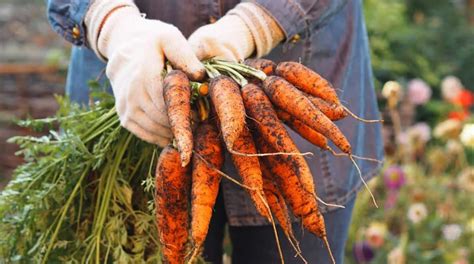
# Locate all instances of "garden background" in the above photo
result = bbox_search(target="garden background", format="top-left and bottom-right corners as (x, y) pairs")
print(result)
(0, 0), (473, 263)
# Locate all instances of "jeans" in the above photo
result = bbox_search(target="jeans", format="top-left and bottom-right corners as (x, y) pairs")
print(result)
(203, 189), (357, 264)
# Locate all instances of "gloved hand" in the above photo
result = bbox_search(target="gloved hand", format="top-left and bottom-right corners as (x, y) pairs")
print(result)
(188, 3), (285, 62)
(85, 0), (205, 146)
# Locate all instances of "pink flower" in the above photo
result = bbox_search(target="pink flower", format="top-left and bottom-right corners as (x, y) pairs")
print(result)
(407, 79), (432, 105)
(384, 165), (406, 190)
(409, 122), (431, 143)
(385, 190), (399, 210)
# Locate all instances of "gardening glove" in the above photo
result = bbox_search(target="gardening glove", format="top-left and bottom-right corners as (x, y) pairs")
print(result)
(85, 0), (205, 146)
(188, 2), (285, 62)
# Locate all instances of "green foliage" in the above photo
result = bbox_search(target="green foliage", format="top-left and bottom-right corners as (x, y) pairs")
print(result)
(365, 0), (474, 92)
(0, 97), (162, 263)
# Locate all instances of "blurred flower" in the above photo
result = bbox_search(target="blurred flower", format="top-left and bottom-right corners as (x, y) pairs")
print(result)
(387, 247), (405, 264)
(446, 140), (463, 154)
(427, 147), (450, 174)
(411, 189), (427, 202)
(457, 167), (474, 192)
(353, 241), (374, 263)
(365, 222), (387, 248)
(433, 119), (462, 139)
(408, 122), (431, 143)
(382, 81), (403, 99)
(453, 258), (469, 264)
(383, 165), (406, 190)
(382, 81), (403, 108)
(407, 203), (428, 224)
(453, 89), (474, 108)
(460, 124), (474, 148)
(466, 218), (474, 233)
(396, 131), (409, 146)
(441, 76), (463, 102)
(385, 190), (399, 210)
(223, 254), (231, 264)
(407, 79), (431, 105)
(448, 110), (469, 121)
(442, 224), (462, 241)
(437, 201), (454, 220)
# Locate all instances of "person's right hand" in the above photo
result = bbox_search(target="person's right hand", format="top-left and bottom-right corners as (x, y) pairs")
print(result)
(85, 1), (205, 146)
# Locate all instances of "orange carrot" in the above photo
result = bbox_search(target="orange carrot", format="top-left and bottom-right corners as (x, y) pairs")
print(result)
(244, 58), (277, 75)
(155, 145), (191, 264)
(263, 76), (351, 154)
(255, 137), (326, 238)
(209, 75), (246, 151)
(276, 61), (340, 105)
(241, 83), (316, 195)
(256, 137), (335, 263)
(307, 95), (348, 121)
(260, 162), (299, 248)
(163, 70), (193, 167)
(275, 109), (328, 150)
(190, 122), (224, 253)
(230, 127), (271, 221)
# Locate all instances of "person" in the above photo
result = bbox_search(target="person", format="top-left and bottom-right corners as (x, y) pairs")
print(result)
(47, 0), (383, 263)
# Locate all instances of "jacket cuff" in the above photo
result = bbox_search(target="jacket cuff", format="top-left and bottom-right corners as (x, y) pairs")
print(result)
(46, 0), (93, 46)
(228, 3), (284, 58)
(84, 0), (138, 61)
(248, 0), (308, 44)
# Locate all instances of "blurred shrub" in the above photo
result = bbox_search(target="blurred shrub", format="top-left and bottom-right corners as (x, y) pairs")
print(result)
(365, 0), (474, 93)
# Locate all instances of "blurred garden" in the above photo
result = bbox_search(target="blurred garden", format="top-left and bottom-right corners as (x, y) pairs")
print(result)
(0, 0), (473, 263)
(346, 1), (474, 263)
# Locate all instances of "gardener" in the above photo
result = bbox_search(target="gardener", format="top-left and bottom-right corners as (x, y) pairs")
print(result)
(47, 0), (383, 263)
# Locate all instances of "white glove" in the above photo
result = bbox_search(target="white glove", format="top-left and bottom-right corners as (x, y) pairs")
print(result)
(85, 0), (205, 146)
(188, 3), (285, 62)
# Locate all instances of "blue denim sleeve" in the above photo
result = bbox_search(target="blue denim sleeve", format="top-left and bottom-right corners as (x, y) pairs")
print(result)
(250, 0), (348, 42)
(46, 0), (91, 46)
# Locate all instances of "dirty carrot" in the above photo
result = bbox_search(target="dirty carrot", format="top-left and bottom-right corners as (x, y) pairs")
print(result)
(244, 58), (277, 75)
(163, 70), (193, 167)
(155, 145), (191, 264)
(189, 121), (224, 261)
(260, 162), (305, 261)
(209, 75), (246, 151)
(275, 61), (340, 105)
(230, 127), (271, 221)
(275, 109), (328, 149)
(241, 83), (316, 195)
(256, 137), (335, 264)
(307, 95), (348, 121)
(263, 76), (351, 154)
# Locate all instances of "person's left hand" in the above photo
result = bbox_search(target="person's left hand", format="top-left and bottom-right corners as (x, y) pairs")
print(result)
(188, 3), (284, 62)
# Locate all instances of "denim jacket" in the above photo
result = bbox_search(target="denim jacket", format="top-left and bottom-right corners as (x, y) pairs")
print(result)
(47, 0), (384, 226)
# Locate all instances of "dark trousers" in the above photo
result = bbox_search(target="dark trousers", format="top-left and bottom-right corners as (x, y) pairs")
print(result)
(202, 191), (357, 264)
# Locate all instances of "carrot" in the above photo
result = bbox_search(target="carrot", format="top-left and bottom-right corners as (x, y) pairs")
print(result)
(209, 75), (246, 151)
(241, 83), (316, 196)
(155, 145), (191, 264)
(190, 121), (224, 259)
(163, 70), (193, 167)
(275, 109), (328, 150)
(256, 137), (335, 264)
(307, 95), (348, 121)
(263, 76), (351, 154)
(230, 127), (271, 221)
(244, 58), (277, 75)
(276, 61), (340, 105)
(260, 162), (301, 254)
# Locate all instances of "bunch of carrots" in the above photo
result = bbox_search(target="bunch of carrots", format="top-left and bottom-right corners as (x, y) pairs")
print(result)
(155, 59), (382, 264)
